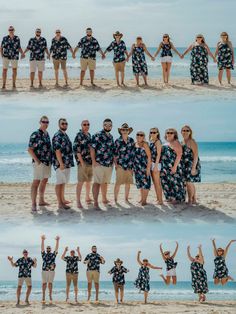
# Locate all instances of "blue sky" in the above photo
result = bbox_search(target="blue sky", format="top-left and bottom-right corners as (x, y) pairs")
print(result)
(0, 0), (235, 47)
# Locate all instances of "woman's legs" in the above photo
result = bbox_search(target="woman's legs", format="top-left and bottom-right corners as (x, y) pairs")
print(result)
(120, 286), (124, 303)
(214, 278), (220, 285)
(114, 183), (120, 203)
(186, 182), (195, 204)
(166, 62), (172, 83)
(161, 62), (168, 83)
(151, 171), (163, 204)
(141, 189), (149, 206)
(135, 74), (140, 86)
(218, 69), (223, 84)
(144, 291), (148, 304)
(160, 274), (171, 285)
(115, 67), (120, 86)
(226, 69), (231, 84)
(125, 184), (130, 202)
(142, 74), (148, 85)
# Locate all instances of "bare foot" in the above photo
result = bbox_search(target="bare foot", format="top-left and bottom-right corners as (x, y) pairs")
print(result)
(38, 201), (50, 206)
(86, 198), (93, 204)
(94, 203), (101, 210)
(77, 202), (84, 209)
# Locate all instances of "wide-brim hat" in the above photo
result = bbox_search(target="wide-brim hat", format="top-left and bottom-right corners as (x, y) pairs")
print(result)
(114, 258), (123, 265)
(118, 123), (133, 135)
(113, 31), (123, 39)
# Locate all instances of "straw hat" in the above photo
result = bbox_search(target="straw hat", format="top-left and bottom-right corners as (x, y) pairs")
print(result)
(118, 123), (133, 135)
(114, 258), (123, 265)
(113, 31), (123, 39)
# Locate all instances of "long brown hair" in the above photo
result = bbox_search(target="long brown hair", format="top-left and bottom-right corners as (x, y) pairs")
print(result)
(181, 125), (193, 140)
(149, 127), (160, 141)
(164, 128), (178, 141)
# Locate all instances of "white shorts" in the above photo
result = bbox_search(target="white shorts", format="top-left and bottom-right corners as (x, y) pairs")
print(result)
(166, 268), (176, 277)
(30, 60), (45, 72)
(56, 168), (70, 185)
(33, 163), (51, 180)
(2, 57), (18, 69)
(161, 56), (172, 63)
(42, 271), (55, 284)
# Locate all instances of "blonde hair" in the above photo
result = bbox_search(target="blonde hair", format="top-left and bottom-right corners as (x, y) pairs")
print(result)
(164, 128), (178, 141)
(40, 115), (49, 122)
(220, 31), (229, 42)
(181, 125), (193, 139)
(149, 127), (160, 141)
(196, 34), (205, 44)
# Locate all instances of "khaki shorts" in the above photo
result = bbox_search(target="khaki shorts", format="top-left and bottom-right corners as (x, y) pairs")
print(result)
(113, 61), (125, 72)
(86, 270), (100, 284)
(18, 277), (32, 286)
(93, 165), (113, 184)
(66, 273), (78, 286)
(56, 168), (70, 185)
(77, 163), (93, 182)
(80, 58), (96, 71)
(30, 60), (45, 72)
(116, 167), (133, 185)
(53, 59), (67, 70)
(2, 57), (18, 69)
(33, 163), (51, 181)
(42, 270), (55, 284)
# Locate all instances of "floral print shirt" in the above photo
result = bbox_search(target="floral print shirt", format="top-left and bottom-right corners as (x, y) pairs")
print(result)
(105, 40), (127, 62)
(27, 37), (47, 61)
(84, 253), (104, 272)
(63, 256), (81, 274)
(91, 130), (115, 167)
(41, 251), (57, 271)
(28, 129), (52, 166)
(77, 36), (101, 59)
(52, 130), (74, 170)
(109, 266), (128, 285)
(114, 136), (134, 170)
(73, 130), (92, 165)
(1, 35), (21, 60)
(50, 36), (71, 60)
(15, 257), (35, 278)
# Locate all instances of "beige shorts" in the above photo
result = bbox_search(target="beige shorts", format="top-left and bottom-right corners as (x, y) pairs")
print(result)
(2, 57), (18, 69)
(33, 163), (51, 181)
(30, 60), (45, 72)
(113, 61), (125, 72)
(77, 163), (93, 182)
(53, 59), (66, 70)
(86, 270), (100, 284)
(116, 166), (133, 185)
(93, 165), (113, 184)
(18, 277), (32, 286)
(80, 58), (96, 71)
(56, 168), (70, 185)
(42, 270), (55, 284)
(66, 273), (78, 286)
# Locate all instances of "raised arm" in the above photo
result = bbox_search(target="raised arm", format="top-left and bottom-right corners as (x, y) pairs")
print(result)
(137, 251), (143, 266)
(187, 245), (194, 262)
(171, 241), (179, 259)
(41, 235), (46, 252)
(159, 243), (166, 260)
(211, 238), (218, 257)
(100, 255), (105, 264)
(61, 246), (68, 260)
(33, 258), (37, 268)
(153, 43), (162, 58)
(55, 236), (60, 253)
(224, 240), (236, 258)
(7, 256), (16, 267)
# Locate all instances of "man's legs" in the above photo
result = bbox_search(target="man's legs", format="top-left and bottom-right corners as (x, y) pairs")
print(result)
(25, 285), (32, 303)
(101, 183), (109, 203)
(30, 72), (35, 87)
(89, 70), (95, 85)
(55, 184), (64, 208)
(62, 69), (68, 85)
(16, 285), (22, 304)
(94, 282), (99, 301)
(12, 68), (17, 88)
(48, 283), (53, 301)
(38, 71), (43, 86)
(114, 183), (120, 203)
(76, 181), (84, 208)
(80, 70), (86, 86)
(92, 183), (100, 208)
(39, 178), (49, 205)
(54, 69), (59, 85)
(85, 181), (92, 202)
(31, 179), (40, 209)
(87, 282), (92, 301)
(42, 282), (47, 302)
(2, 68), (7, 88)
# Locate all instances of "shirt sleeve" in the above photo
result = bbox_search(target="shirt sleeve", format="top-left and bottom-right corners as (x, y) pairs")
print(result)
(77, 39), (82, 48)
(114, 140), (119, 157)
(73, 134), (81, 154)
(49, 39), (53, 53)
(63, 256), (68, 262)
(41, 251), (46, 258)
(84, 254), (89, 262)
(90, 134), (97, 150)
(106, 42), (114, 52)
(53, 134), (62, 151)
(95, 39), (101, 51)
(122, 267), (128, 273)
(15, 259), (20, 267)
(28, 132), (37, 148)
(27, 39), (32, 50)
(66, 39), (71, 49)
(44, 38), (47, 50)
(17, 37), (21, 49)
(109, 266), (115, 274)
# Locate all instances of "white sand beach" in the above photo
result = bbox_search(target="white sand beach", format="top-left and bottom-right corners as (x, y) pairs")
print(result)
(0, 183), (235, 225)
(0, 300), (235, 314)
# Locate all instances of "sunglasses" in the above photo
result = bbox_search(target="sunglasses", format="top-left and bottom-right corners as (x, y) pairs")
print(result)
(41, 121), (49, 124)
(61, 122), (68, 126)
(163, 36), (168, 38)
(46, 247), (51, 250)
(166, 132), (174, 135)
(104, 124), (112, 127)
(23, 251), (28, 254)
(137, 134), (144, 137)
(150, 131), (158, 134)
(182, 130), (190, 133)
(121, 128), (129, 131)
(56, 31), (61, 34)
(197, 37), (203, 39)
(83, 123), (90, 126)
(9, 29), (14, 32)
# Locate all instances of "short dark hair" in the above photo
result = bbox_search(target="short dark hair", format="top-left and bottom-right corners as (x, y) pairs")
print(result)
(86, 27), (92, 31)
(58, 118), (67, 125)
(103, 118), (112, 124)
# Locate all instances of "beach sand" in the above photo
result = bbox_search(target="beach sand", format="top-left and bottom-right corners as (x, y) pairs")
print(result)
(0, 183), (235, 225)
(0, 300), (235, 314)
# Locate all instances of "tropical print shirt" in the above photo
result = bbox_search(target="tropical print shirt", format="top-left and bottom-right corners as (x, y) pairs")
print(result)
(52, 130), (74, 170)
(109, 266), (128, 285)
(63, 256), (81, 274)
(91, 130), (115, 167)
(106, 40), (127, 62)
(1, 35), (21, 60)
(77, 36), (101, 59)
(27, 37), (47, 61)
(41, 251), (57, 271)
(114, 136), (134, 170)
(15, 257), (35, 278)
(28, 129), (52, 166)
(73, 130), (92, 165)
(84, 253), (104, 272)
(50, 36), (71, 60)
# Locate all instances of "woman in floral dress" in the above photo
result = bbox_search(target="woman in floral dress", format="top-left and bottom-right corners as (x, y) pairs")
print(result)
(215, 32), (234, 85)
(160, 128), (186, 204)
(212, 239), (236, 285)
(129, 36), (154, 86)
(134, 251), (162, 304)
(159, 241), (179, 285)
(133, 131), (152, 206)
(182, 34), (216, 85)
(187, 245), (208, 302)
(181, 125), (201, 204)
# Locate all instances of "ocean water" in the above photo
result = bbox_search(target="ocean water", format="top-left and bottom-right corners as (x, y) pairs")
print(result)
(0, 48), (235, 80)
(0, 142), (236, 183)
(0, 281), (235, 301)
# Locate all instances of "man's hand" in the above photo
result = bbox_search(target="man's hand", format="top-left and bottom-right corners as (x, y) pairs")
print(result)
(41, 235), (46, 240)
(59, 163), (65, 171)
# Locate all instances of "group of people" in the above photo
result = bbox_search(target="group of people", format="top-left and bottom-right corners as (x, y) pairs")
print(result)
(28, 116), (201, 212)
(8, 237), (236, 305)
(1, 26), (234, 88)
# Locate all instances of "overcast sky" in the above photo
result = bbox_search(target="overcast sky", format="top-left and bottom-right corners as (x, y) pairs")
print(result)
(0, 0), (235, 47)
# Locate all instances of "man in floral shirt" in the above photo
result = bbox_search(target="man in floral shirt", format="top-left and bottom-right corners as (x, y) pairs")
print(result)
(28, 115), (52, 212)
(50, 29), (73, 86)
(104, 31), (129, 86)
(8, 249), (37, 305)
(52, 118), (74, 210)
(84, 245), (105, 302)
(41, 235), (60, 304)
(91, 118), (115, 209)
(23, 28), (50, 88)
(73, 27), (105, 86)
(1, 26), (24, 89)
(61, 246), (82, 302)
(73, 119), (93, 209)
(114, 123), (135, 203)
